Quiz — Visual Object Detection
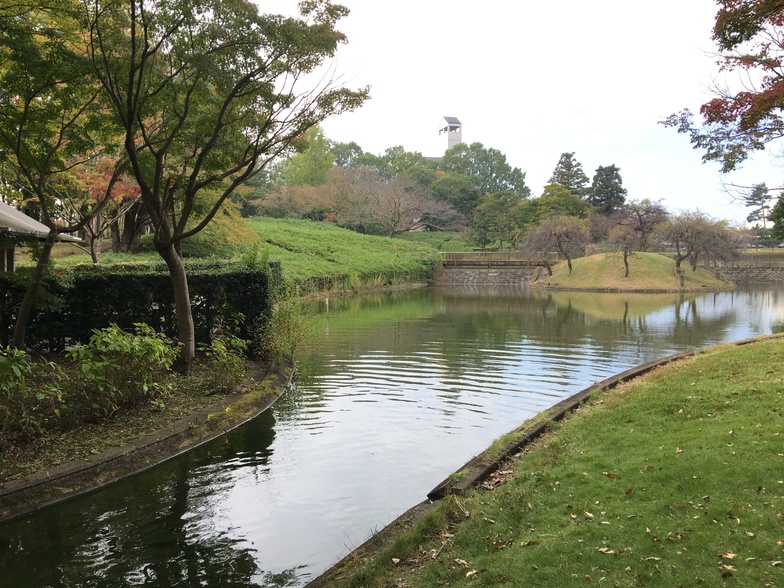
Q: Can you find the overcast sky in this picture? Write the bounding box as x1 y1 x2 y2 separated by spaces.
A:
267 0 781 224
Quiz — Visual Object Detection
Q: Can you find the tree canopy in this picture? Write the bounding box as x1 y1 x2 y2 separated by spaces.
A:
548 152 590 199
662 1 784 172
82 0 368 367
588 164 627 215
440 142 531 199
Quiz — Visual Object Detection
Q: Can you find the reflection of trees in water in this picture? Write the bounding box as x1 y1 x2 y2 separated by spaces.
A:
297 286 751 383
0 412 279 587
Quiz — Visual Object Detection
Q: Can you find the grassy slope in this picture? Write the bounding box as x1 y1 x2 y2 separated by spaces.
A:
25 218 442 291
246 218 441 290
342 336 784 588
536 252 732 291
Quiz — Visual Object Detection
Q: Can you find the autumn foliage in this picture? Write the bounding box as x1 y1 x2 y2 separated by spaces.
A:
663 1 784 171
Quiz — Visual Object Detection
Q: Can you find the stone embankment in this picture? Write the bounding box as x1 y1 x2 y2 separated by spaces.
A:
433 266 784 286
718 267 784 283
432 267 537 285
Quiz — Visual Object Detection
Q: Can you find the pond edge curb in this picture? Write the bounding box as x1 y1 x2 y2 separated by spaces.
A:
305 333 781 588
0 363 294 524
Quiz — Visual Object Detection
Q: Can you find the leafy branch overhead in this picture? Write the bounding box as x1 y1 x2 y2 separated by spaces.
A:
662 1 784 172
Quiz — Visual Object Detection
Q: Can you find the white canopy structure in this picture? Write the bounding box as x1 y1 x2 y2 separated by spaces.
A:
0 200 81 272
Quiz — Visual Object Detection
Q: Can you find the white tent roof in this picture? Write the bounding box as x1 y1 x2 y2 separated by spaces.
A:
0 200 81 242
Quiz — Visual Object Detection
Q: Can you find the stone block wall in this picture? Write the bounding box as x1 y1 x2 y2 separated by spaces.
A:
433 267 537 285
718 267 784 283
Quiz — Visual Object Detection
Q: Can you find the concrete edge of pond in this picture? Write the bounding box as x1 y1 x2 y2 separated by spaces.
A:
306 333 781 588
0 363 295 524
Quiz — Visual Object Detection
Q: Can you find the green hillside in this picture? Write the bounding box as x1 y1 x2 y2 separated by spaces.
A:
532 252 733 291
246 218 441 291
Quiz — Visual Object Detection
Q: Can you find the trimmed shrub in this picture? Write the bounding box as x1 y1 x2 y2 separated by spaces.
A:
0 262 281 352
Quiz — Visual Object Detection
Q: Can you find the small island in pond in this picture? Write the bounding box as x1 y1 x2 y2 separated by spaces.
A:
530 252 733 292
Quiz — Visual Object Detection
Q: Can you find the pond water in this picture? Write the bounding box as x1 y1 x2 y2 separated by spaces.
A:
1 285 783 587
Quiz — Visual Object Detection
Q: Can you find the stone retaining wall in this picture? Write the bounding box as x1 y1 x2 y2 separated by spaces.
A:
719 267 784 283
432 267 537 285
434 266 784 286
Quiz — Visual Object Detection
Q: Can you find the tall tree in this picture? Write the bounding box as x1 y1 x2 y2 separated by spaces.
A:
588 164 627 214
661 2 784 172
0 0 124 349
537 183 588 219
280 126 334 186
548 152 590 199
329 140 364 167
440 142 531 199
86 0 368 368
743 182 774 227
470 191 520 251
429 172 481 216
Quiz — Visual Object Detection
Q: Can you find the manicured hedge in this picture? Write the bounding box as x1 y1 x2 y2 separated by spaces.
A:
0 261 281 352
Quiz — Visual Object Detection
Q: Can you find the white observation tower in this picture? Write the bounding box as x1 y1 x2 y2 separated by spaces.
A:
439 116 462 151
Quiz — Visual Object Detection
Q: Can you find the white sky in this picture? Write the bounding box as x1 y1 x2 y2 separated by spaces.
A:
265 0 783 224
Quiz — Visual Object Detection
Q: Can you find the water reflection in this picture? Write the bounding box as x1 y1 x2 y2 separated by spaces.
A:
1 285 782 587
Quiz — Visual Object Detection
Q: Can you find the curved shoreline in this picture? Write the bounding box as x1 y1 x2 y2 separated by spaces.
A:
305 333 780 588
0 364 294 524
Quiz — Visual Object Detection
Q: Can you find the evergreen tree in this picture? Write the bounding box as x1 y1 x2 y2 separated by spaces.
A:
548 152 589 198
743 183 774 228
589 165 627 215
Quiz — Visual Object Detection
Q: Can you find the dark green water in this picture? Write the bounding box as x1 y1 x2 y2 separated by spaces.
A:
1 285 782 587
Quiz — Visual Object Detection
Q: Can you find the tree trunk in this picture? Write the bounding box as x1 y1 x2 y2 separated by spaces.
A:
157 243 195 371
115 201 147 253
566 255 573 274
623 250 629 277
110 214 121 253
89 235 100 263
12 232 56 349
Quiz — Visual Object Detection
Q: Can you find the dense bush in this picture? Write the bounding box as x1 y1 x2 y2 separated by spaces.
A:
0 346 63 441
0 319 255 445
0 262 281 352
65 323 178 418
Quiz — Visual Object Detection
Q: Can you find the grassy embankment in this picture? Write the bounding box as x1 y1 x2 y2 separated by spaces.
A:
244 218 441 292
533 252 733 291
42 218 442 292
331 336 784 588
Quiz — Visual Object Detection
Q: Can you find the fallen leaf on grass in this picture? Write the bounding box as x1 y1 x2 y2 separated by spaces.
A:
603 472 617 479
391 558 400 565
718 552 737 560
625 487 635 495
465 569 480 578
520 539 541 547
598 547 615 554
454 559 469 567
